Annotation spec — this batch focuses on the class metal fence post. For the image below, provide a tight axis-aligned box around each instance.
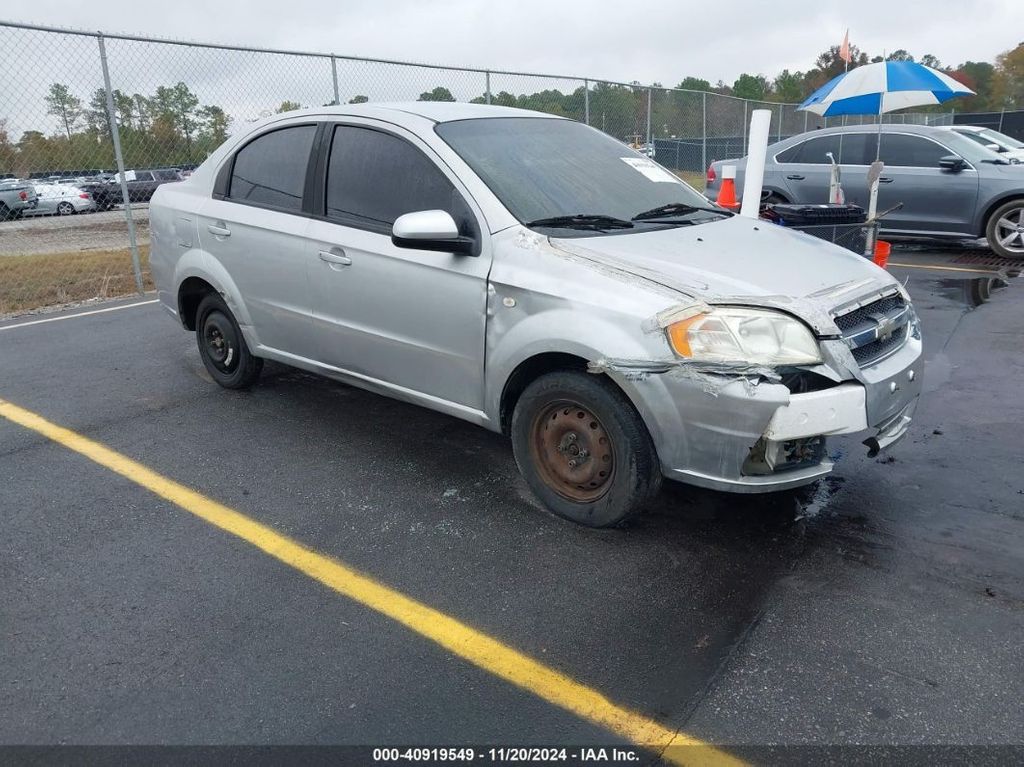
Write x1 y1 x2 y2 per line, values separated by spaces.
330 55 340 105
646 88 652 147
485 71 491 105
999 108 1005 133
803 110 808 133
98 33 143 295
701 91 707 173
777 103 783 142
584 79 590 125
742 100 748 155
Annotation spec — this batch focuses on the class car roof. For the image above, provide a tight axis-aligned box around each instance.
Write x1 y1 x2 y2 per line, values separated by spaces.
795 123 952 138
276 101 563 124
938 125 983 132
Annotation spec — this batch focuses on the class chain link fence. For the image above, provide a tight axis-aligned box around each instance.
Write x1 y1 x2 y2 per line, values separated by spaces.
0 21 958 316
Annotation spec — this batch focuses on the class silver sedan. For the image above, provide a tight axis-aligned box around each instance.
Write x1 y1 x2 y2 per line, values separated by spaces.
705 124 1024 259
150 103 922 527
25 183 97 216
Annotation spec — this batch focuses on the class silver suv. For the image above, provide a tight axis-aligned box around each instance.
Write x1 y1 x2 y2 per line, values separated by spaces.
706 124 1024 259
150 103 922 527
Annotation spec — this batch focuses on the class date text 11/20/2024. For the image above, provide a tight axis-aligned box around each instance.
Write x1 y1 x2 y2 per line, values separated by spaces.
372 747 641 762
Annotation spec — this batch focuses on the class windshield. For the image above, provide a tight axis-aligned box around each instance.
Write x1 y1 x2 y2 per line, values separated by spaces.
435 117 713 231
974 128 1024 150
932 129 1011 164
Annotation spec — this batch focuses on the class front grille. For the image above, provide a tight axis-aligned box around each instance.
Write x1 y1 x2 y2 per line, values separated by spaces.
834 294 904 333
834 293 911 367
849 324 909 365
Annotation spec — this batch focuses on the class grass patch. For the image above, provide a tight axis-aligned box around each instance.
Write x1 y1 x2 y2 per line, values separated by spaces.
0 245 153 315
675 170 706 192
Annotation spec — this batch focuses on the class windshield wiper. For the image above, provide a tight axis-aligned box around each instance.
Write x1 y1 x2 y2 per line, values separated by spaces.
631 202 732 221
525 214 634 231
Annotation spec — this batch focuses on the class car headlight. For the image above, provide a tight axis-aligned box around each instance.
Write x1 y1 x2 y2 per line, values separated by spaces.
666 308 822 365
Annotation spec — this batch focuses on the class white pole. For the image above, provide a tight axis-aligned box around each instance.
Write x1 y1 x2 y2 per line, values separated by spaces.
740 109 772 218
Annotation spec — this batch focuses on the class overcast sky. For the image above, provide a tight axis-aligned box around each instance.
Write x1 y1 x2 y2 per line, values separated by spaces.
2 0 1021 86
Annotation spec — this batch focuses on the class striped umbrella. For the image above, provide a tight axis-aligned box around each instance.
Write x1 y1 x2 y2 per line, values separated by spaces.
799 60 974 117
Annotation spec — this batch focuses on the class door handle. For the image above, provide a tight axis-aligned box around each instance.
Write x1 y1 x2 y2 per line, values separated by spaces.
786 174 805 180
206 223 231 237
319 249 352 266
878 177 894 183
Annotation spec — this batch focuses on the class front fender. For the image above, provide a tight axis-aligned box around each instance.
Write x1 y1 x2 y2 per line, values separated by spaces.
484 300 672 426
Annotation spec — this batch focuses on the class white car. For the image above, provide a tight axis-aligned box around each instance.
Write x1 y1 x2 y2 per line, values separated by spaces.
25 183 97 216
940 125 1024 162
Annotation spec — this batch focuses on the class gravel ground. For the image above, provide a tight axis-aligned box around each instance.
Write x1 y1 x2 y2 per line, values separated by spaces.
0 206 150 256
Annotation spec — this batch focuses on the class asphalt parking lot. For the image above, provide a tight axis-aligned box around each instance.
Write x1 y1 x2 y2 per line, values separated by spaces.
1 250 1022 763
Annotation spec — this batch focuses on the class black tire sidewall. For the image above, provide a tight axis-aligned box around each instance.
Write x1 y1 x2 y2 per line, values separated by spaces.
195 294 262 389
511 371 660 527
986 200 1024 260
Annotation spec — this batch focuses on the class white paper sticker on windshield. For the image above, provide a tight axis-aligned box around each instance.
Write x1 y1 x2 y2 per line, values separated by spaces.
620 157 680 183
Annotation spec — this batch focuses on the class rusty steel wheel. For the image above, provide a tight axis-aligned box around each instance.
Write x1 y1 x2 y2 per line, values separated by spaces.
531 403 616 502
511 370 661 527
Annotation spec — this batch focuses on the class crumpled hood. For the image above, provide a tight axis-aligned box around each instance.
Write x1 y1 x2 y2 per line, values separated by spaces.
551 215 898 333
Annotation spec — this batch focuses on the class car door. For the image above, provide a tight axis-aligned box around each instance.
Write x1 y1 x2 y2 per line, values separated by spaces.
197 123 320 359
774 134 843 204
870 133 979 235
304 122 491 412
822 131 873 210
131 171 154 202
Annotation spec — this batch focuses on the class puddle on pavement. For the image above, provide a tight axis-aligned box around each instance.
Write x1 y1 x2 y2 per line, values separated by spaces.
932 276 1008 308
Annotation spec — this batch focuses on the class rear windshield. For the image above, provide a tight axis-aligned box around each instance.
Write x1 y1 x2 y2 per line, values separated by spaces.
435 117 709 225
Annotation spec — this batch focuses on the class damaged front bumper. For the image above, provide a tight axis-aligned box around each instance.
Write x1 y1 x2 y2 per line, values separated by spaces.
598 334 923 494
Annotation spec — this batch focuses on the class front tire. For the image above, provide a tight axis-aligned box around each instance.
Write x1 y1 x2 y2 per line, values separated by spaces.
986 199 1024 260
511 371 661 527
195 294 263 389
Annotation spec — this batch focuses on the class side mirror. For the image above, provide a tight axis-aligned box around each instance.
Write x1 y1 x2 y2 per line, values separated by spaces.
939 155 968 173
984 142 1003 152
392 210 476 255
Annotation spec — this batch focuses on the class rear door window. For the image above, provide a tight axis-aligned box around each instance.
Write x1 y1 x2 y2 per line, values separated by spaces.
324 125 468 233
228 125 317 211
877 134 950 167
777 134 869 165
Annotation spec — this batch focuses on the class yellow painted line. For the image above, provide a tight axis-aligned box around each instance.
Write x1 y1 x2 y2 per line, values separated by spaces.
887 262 999 274
0 397 741 767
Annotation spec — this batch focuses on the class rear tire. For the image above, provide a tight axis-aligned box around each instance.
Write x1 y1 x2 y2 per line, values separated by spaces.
511 371 661 527
195 294 263 389
985 199 1024 260
0 203 11 221
57 201 74 216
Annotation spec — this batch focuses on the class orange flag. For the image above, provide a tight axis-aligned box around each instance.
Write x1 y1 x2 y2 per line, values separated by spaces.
839 29 852 64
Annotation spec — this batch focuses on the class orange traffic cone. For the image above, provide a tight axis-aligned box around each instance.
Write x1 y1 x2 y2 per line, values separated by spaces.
716 164 740 210
873 240 891 269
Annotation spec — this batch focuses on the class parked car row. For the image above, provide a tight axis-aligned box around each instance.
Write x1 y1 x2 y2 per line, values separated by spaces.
704 123 1024 260
0 168 184 219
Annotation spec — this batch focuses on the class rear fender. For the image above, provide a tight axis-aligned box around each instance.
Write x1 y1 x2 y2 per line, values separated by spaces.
173 249 255 333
